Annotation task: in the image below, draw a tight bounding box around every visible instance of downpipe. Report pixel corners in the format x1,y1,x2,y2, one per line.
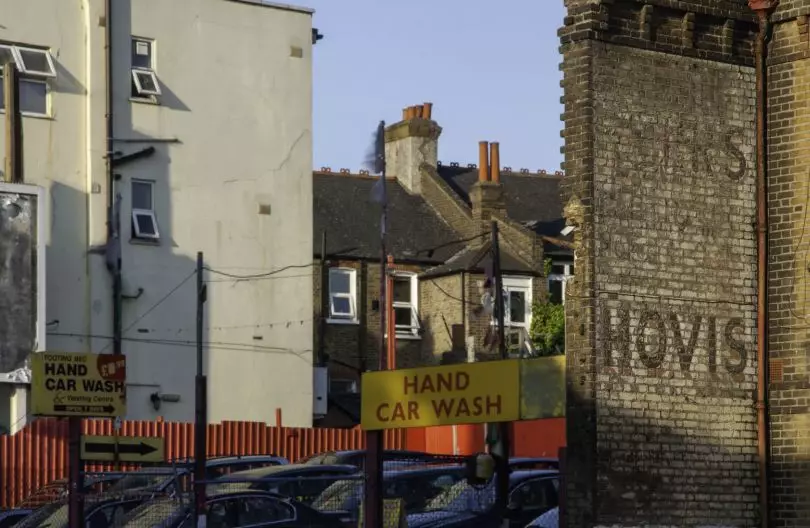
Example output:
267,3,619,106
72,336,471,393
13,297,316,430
749,1,777,527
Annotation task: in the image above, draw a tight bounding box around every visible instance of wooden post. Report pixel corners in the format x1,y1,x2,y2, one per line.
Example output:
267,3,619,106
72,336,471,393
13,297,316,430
3,62,23,183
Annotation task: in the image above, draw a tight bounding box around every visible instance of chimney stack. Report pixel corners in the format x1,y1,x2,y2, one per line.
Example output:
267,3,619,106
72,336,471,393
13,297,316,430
471,139,506,224
478,141,490,183
385,101,442,195
490,142,500,183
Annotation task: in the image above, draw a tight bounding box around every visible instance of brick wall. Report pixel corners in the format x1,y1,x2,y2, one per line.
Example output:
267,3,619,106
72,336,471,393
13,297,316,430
314,259,432,379
420,275,465,363
562,0,761,526
766,11,810,526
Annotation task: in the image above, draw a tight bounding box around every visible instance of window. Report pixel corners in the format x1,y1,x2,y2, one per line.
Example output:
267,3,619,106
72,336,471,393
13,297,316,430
547,262,574,305
131,180,160,240
328,268,357,322
501,277,532,328
131,37,161,98
508,477,558,519
0,43,55,116
392,272,419,337
236,496,294,526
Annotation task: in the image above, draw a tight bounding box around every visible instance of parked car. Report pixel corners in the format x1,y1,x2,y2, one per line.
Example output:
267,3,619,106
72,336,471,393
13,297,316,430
208,464,358,504
508,458,559,471
299,450,448,468
406,469,560,528
526,506,559,527
16,474,126,510
105,455,289,496
0,509,33,528
15,496,145,528
120,491,345,528
311,465,467,524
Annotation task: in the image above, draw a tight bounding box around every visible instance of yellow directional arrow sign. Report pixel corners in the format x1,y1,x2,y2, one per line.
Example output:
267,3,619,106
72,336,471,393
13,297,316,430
80,435,164,463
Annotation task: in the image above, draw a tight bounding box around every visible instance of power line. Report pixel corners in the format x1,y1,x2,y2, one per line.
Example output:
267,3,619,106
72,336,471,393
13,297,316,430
110,317,314,333
99,269,197,354
205,273,313,284
49,332,313,358
204,263,314,281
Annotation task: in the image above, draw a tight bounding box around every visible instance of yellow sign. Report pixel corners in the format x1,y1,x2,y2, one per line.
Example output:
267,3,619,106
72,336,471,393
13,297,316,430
361,360,520,430
31,352,127,418
520,356,566,420
81,435,164,463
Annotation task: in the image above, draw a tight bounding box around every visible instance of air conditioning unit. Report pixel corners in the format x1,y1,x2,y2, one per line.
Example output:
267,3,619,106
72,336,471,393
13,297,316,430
313,367,328,417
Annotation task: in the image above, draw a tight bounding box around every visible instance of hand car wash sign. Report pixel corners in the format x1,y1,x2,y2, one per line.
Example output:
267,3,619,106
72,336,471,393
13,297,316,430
360,360,520,430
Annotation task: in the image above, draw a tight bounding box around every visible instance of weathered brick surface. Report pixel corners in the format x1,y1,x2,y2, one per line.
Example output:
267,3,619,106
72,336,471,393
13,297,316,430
766,15,810,527
562,0,761,526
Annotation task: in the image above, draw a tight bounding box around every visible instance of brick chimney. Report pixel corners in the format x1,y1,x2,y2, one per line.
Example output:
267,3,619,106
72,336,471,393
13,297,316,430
384,103,442,194
470,141,506,224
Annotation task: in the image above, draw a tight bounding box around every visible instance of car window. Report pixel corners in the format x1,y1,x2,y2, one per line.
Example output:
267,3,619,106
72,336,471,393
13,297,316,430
0,514,29,528
87,501,141,528
207,499,238,528
236,497,294,526
509,478,557,513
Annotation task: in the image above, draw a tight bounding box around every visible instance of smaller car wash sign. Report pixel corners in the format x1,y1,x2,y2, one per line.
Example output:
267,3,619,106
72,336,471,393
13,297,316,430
361,360,520,430
31,352,126,417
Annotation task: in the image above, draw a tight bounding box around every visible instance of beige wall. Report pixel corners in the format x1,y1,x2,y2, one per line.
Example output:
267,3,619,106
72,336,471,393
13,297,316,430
0,0,314,426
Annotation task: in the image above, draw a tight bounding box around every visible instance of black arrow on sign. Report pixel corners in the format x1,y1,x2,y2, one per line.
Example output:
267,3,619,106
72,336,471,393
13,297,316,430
84,441,158,457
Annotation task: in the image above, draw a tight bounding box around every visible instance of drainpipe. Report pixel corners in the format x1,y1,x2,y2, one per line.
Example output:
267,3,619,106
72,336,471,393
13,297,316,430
748,2,777,527
105,0,122,354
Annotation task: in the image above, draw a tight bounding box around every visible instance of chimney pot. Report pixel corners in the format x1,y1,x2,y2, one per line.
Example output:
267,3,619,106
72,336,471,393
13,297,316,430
402,107,409,121
490,142,501,183
478,141,490,183
407,106,417,119
423,102,433,120
415,104,425,118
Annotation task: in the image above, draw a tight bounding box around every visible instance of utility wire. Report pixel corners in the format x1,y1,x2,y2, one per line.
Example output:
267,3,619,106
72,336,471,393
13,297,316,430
204,263,314,280
100,269,197,353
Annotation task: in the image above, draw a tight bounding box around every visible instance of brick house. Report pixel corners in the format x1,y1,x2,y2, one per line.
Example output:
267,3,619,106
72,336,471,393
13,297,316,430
313,103,571,426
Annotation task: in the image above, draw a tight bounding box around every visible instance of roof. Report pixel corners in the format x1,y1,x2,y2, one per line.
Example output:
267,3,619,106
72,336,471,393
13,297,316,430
225,0,314,14
420,241,538,279
436,165,567,239
313,173,464,263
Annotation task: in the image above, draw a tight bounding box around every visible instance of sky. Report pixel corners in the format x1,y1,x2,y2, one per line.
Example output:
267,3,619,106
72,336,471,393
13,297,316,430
304,1,566,173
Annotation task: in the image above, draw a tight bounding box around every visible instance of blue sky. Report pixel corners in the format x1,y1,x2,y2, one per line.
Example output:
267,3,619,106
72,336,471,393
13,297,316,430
304,1,566,173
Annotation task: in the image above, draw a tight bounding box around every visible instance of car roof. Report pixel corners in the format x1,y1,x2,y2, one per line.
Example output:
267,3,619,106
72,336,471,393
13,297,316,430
208,490,292,502
206,455,289,466
510,470,559,482
221,463,357,479
385,465,464,477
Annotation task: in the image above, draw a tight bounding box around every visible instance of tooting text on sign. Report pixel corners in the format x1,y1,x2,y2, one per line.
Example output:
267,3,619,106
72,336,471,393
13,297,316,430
31,352,127,418
360,360,520,430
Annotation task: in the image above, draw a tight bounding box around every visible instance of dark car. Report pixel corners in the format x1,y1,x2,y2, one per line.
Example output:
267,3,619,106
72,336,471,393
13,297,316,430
120,491,344,528
105,455,289,496
207,464,358,504
299,450,446,468
17,474,127,510
508,458,559,471
0,510,33,528
311,465,467,524
406,469,560,528
15,496,145,528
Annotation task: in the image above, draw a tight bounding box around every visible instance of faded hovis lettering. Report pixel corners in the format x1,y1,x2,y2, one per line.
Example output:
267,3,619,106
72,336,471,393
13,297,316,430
360,360,520,430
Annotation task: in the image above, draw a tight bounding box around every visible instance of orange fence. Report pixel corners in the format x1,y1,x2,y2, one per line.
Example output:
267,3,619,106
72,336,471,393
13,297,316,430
0,418,405,509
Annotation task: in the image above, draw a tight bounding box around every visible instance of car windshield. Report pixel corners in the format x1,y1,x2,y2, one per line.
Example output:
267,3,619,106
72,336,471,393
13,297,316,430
424,479,495,514
16,502,67,528
108,472,173,493
120,497,188,528
311,479,361,511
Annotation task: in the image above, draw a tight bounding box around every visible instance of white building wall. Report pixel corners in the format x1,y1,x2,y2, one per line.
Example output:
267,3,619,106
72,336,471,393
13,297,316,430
0,0,314,427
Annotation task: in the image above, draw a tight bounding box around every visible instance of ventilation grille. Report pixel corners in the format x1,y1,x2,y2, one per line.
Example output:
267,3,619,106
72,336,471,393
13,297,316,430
770,359,784,383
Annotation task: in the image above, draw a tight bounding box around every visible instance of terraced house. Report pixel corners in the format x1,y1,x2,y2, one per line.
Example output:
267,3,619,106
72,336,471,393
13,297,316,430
312,103,572,426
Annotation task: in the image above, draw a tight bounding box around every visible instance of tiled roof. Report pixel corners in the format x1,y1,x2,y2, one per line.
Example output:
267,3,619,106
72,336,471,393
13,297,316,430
420,241,539,279
313,172,464,263
436,164,567,239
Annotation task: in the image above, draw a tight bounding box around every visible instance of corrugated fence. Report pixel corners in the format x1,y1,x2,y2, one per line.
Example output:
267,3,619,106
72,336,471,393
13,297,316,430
0,418,405,509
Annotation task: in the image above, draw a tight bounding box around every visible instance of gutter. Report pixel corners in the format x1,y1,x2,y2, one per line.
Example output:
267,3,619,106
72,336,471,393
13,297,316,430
748,1,778,526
